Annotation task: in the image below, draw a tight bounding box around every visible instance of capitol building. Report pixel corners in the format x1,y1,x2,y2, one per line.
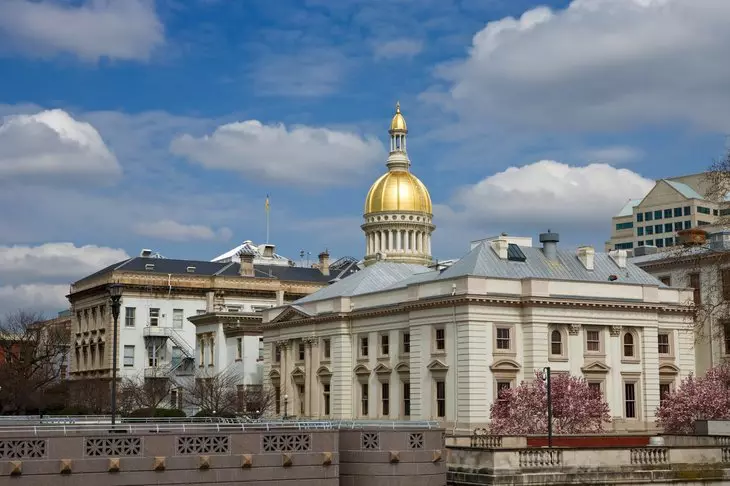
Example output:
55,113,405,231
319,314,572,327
260,104,695,432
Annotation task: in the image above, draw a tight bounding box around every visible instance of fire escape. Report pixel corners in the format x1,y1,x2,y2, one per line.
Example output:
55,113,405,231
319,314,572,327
142,326,195,378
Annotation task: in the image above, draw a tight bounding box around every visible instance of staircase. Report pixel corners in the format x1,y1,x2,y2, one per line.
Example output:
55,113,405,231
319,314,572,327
142,327,196,378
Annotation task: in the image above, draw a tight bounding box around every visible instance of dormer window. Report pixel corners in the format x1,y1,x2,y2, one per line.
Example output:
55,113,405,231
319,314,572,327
186,266,196,273
145,263,155,271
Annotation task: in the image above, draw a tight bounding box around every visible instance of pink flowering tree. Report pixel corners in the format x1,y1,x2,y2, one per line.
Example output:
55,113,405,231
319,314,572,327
656,362,730,434
490,370,611,435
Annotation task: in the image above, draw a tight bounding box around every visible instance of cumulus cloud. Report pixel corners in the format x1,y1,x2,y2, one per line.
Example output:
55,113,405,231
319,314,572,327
0,242,129,284
447,160,655,226
0,0,164,62
373,39,423,60
440,0,730,132
0,283,70,315
171,120,385,185
0,109,121,182
134,220,233,242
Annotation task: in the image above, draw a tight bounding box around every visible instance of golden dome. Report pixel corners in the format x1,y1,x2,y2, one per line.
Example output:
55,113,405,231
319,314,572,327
364,170,432,214
389,102,407,132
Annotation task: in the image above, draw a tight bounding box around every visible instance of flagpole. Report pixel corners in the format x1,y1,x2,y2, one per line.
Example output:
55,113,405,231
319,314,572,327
265,194,270,244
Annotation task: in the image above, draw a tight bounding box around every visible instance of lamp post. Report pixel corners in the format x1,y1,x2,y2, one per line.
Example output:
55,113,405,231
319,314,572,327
543,366,552,448
283,394,288,420
108,283,123,426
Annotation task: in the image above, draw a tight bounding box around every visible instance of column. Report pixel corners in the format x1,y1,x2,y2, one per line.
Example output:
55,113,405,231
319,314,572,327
303,340,311,417
427,234,431,254
396,229,402,252
380,230,386,251
410,231,415,253
309,339,319,417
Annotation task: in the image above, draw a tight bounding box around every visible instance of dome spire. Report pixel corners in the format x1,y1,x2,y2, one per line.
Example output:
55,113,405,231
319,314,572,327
388,102,409,171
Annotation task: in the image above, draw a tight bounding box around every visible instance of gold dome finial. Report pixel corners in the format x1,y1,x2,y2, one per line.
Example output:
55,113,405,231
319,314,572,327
390,101,407,132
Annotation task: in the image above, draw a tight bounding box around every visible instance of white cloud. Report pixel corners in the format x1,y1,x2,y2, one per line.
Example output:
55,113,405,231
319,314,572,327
0,0,164,62
171,120,385,185
581,146,643,165
0,242,129,284
373,39,423,60
0,109,121,182
134,220,232,242
0,283,70,315
440,0,730,132
446,160,655,226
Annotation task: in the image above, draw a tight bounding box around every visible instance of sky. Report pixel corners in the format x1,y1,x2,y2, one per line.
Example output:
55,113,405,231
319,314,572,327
1,0,730,315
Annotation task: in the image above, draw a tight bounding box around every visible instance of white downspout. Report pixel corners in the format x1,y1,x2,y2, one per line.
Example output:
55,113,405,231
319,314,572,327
451,283,459,435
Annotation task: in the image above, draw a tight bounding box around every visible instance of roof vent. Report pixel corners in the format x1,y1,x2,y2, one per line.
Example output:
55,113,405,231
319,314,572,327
186,266,196,273
140,249,153,257
144,263,155,271
539,230,560,261
609,249,628,268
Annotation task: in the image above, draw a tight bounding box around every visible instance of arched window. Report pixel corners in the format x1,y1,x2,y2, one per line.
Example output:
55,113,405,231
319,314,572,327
623,333,634,357
550,330,562,356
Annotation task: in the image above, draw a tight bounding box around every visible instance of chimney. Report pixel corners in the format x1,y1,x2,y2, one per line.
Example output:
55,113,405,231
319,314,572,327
262,244,275,258
318,250,330,276
140,249,152,257
609,249,627,268
539,230,560,261
577,246,595,270
237,249,255,277
490,237,509,260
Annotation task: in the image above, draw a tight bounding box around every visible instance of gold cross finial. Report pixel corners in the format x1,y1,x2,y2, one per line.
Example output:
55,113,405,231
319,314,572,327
395,101,400,113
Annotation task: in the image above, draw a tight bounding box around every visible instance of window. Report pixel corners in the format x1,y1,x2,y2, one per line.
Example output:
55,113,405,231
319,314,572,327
323,338,331,359
664,223,672,233
636,213,643,222
653,210,662,220
645,211,654,221
637,241,644,247
722,269,730,301
715,209,720,216
659,276,671,286
361,383,369,416
236,338,242,360
550,330,562,356
381,382,390,416
689,273,701,305
659,383,671,405
684,206,691,216
258,338,264,361
123,345,134,367
674,207,682,218
624,383,637,418
435,328,445,351
124,307,136,327
724,322,730,355
298,384,305,415
496,327,510,350
435,380,446,418
403,382,411,417
645,239,654,246
637,227,644,236
684,220,692,229
227,306,240,313
496,381,511,398
655,224,663,234
172,309,183,329
170,389,178,409
402,332,410,354
588,382,602,396
199,340,205,365
323,384,331,416
616,222,633,230
663,208,672,218
698,206,711,215
147,346,159,367
298,342,305,361
615,242,633,250
380,334,389,356
196,309,205,315
656,239,664,248
149,308,160,326
623,333,635,357
665,237,673,247
586,329,601,352
658,333,670,355
674,221,683,232
274,345,281,363
209,339,215,366
646,226,654,235
360,336,369,357
275,388,281,414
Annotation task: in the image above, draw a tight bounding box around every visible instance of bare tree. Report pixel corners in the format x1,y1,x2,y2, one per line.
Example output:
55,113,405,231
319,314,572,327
178,368,239,415
119,372,172,413
67,378,111,414
238,385,276,419
0,310,69,413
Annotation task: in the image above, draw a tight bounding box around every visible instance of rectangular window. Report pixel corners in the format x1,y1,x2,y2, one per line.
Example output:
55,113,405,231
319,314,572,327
403,382,410,417
170,389,178,409
123,345,135,367
698,220,711,226
496,327,510,350
625,383,637,418
258,337,264,361
684,220,692,229
664,223,672,233
298,384,305,415
684,206,691,216
297,342,305,361
637,227,644,236
435,328,445,351
654,224,663,234
637,241,645,247
381,382,390,416
689,273,701,305
645,239,654,246
497,381,511,398
323,338,331,359
656,239,664,248
586,330,601,352
674,207,682,218
361,383,369,416
715,209,719,216
381,334,389,356
722,269,730,301
674,221,683,232
616,222,633,230
172,309,183,329
665,237,673,247
698,206,711,215
402,332,410,354
274,345,281,363
659,276,671,286
360,336,369,357
645,226,653,236
588,382,602,396
636,213,643,222
660,383,671,405
616,242,633,250
654,210,662,220
124,307,136,327
200,340,205,365
149,308,160,326
645,211,653,221
323,384,330,416
724,322,730,355
663,208,672,218
435,380,446,418
236,337,242,360
275,387,281,414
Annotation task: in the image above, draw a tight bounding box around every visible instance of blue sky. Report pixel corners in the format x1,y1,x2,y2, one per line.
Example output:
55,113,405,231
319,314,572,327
1,0,730,313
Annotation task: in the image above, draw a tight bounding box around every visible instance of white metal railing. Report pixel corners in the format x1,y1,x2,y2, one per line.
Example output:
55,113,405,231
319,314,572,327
141,326,194,358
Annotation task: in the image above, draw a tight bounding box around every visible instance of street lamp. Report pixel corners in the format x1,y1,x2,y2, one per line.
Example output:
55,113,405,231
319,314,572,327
543,366,553,448
108,283,123,426
283,394,289,420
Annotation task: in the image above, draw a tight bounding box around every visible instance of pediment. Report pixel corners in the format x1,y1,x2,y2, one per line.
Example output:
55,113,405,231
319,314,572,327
270,305,312,324
374,363,392,375
290,366,305,378
268,369,281,379
353,364,371,376
394,362,410,374
489,359,521,372
427,359,449,371
581,361,610,374
316,365,332,376
659,363,680,375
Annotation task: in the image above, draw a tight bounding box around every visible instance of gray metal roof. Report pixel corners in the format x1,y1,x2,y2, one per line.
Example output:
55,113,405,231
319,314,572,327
295,262,430,304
